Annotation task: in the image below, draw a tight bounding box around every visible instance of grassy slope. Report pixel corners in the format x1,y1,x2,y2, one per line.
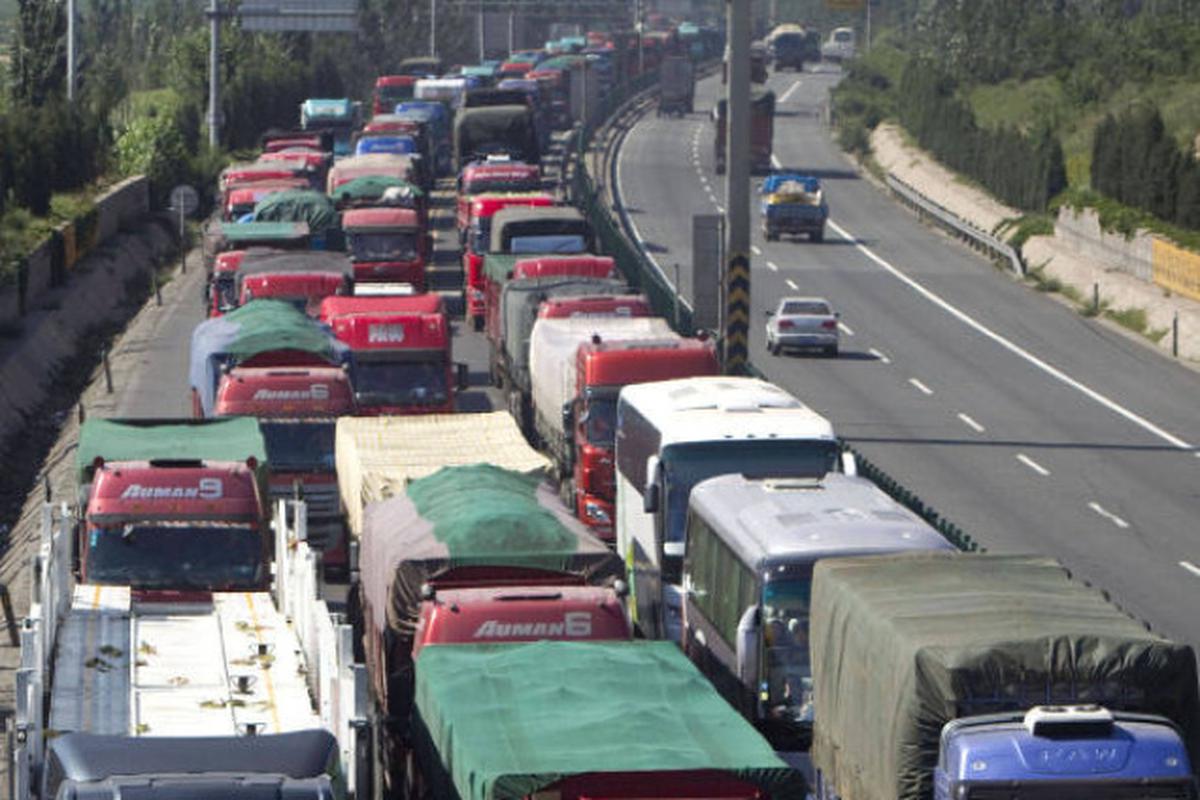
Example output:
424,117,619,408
969,76,1200,190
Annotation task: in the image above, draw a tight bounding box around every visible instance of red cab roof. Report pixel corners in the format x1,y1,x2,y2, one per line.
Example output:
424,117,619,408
538,294,653,319
214,250,249,275
470,193,555,219
513,255,616,280
580,336,720,387
461,162,540,182
376,75,419,88
319,293,444,322
257,150,326,169
241,273,348,303
215,367,353,418
342,207,420,229
88,461,261,523
363,118,423,135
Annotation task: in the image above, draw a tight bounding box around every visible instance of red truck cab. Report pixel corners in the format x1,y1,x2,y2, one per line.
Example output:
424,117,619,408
342,207,429,289
239,272,350,316
213,367,352,572
80,459,266,592
373,75,418,115
461,193,556,328
570,338,719,530
411,584,630,659
319,295,465,415
538,294,653,319
456,163,543,231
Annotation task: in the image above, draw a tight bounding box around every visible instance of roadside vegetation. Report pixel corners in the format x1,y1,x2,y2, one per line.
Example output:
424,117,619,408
819,0,1200,239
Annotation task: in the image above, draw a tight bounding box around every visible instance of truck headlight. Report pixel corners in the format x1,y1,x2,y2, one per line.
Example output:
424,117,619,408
584,501,611,524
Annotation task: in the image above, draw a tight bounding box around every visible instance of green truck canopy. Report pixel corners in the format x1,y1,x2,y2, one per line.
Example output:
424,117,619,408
252,189,339,234
329,175,424,206
359,464,622,648
413,640,803,800
218,221,310,244
75,417,268,490
810,553,1200,800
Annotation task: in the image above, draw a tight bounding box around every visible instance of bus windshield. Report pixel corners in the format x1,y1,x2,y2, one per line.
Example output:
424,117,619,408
762,571,814,723
661,439,839,547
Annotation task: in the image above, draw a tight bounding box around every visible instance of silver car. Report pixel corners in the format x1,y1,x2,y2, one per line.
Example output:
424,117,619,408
765,297,839,356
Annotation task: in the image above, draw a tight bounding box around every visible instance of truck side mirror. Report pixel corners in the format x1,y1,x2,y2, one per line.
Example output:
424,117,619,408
736,604,761,684
841,450,858,477
643,455,661,514
456,362,469,392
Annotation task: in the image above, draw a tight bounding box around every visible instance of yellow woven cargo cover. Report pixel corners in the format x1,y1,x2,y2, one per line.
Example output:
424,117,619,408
335,412,550,537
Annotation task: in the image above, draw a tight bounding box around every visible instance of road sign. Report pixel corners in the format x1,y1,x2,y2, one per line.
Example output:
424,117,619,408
169,185,200,217
240,0,357,32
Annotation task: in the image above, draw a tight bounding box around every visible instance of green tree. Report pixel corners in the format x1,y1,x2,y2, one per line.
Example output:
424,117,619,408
9,0,66,106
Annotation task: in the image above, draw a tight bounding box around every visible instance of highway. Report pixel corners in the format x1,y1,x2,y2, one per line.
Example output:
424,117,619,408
616,67,1200,647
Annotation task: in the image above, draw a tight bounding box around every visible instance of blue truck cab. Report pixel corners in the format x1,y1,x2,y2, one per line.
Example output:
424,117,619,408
935,706,1196,800
394,102,452,175
760,172,828,243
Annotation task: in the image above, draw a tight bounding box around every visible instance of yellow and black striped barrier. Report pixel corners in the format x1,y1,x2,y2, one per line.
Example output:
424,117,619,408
724,251,750,374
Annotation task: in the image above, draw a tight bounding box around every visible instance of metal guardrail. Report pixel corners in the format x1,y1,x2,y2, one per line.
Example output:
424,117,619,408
886,173,1025,277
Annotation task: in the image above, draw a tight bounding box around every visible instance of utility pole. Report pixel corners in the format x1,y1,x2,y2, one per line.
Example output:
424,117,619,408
430,0,437,57
478,0,485,61
66,0,76,102
635,0,644,76
508,7,515,53
723,0,751,374
207,0,222,148
865,0,872,54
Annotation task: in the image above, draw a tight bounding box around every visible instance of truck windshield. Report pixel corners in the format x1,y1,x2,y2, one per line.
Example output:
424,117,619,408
349,231,418,262
509,234,587,253
662,439,839,549
762,572,814,723
261,421,336,473
583,397,617,446
353,360,448,406
86,524,263,590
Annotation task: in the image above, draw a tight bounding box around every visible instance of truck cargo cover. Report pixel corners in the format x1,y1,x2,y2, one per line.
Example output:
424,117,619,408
413,640,802,800
75,417,267,487
529,317,675,436
500,278,631,385
360,465,622,644
810,553,1200,800
454,105,538,166
235,250,354,280
252,189,339,234
190,300,346,417
335,412,548,537
330,175,423,206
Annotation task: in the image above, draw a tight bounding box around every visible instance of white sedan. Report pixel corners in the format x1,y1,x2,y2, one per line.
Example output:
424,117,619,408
765,297,840,356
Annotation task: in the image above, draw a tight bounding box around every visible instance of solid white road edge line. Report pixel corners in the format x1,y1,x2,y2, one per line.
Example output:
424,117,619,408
825,218,1195,453
1088,502,1130,529
1016,453,1051,476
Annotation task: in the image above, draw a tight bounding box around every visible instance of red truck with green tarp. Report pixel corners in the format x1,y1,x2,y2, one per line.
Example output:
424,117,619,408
352,463,627,798
408,640,804,800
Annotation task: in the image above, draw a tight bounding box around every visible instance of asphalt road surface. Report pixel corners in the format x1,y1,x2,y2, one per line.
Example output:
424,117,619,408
616,66,1200,649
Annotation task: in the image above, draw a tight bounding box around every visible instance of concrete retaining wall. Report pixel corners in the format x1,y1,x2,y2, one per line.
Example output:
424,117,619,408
1054,207,1155,283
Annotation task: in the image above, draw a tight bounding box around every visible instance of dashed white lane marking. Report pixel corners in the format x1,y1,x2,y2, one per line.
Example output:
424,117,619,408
779,80,803,103
957,413,985,433
838,322,854,336
766,261,779,272
1179,561,1200,578
824,217,1195,454
908,377,933,396
1016,453,1050,476
869,347,891,364
785,278,799,290
1088,502,1130,529
716,205,725,213
771,154,782,169
751,245,762,255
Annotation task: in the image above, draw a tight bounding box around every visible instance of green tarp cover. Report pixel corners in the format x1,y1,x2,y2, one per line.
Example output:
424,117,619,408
75,417,267,487
252,189,339,234
329,176,423,204
453,106,539,169
189,300,345,417
413,640,803,800
218,221,310,243
481,253,521,283
810,553,1200,800
359,464,622,648
537,55,585,71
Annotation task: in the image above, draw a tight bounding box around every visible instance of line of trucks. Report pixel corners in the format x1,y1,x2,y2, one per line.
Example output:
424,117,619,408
11,16,1200,800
